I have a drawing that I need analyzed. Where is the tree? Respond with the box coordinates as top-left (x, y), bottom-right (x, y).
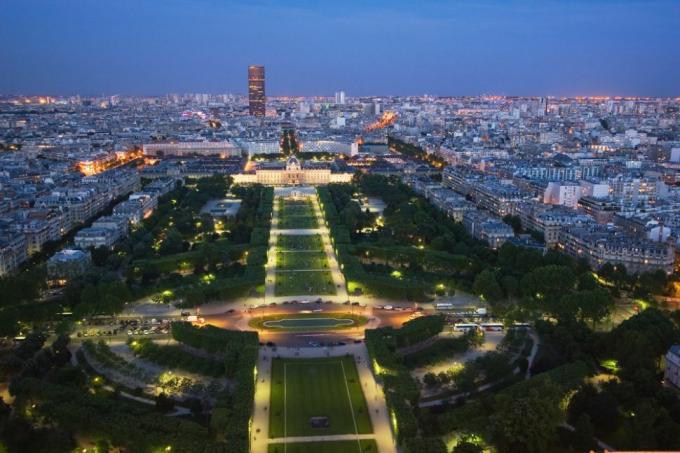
top-left (501, 275), bottom-right (519, 298)
top-left (423, 372), bottom-right (439, 388)
top-left (572, 414), bottom-right (595, 451)
top-left (155, 393), bottom-right (175, 412)
top-left (568, 384), bottom-right (620, 433)
top-left (561, 288), bottom-right (613, 324)
top-left (159, 228), bottom-right (184, 256)
top-left (453, 364), bottom-right (481, 394)
top-left (90, 246), bottom-right (110, 267)
top-left (502, 215), bottom-right (522, 234)
top-left (453, 441), bottom-right (483, 453)
top-left (490, 379), bottom-right (563, 453)
top-left (473, 269), bottom-right (503, 302)
top-left (476, 352), bottom-right (513, 381)
top-left (403, 437), bottom-right (447, 453)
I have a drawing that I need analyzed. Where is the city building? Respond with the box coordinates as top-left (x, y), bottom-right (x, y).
top-left (248, 65), bottom-right (266, 116)
top-left (74, 227), bottom-right (119, 249)
top-left (543, 182), bottom-right (582, 209)
top-left (557, 225), bottom-right (675, 274)
top-left (46, 248), bottom-right (92, 285)
top-left (463, 211), bottom-right (515, 249)
top-left (142, 141), bottom-right (242, 158)
top-left (233, 155), bottom-right (353, 186)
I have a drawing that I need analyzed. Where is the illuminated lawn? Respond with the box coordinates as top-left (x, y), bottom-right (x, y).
top-left (276, 251), bottom-right (328, 270)
top-left (278, 215), bottom-right (318, 229)
top-left (248, 312), bottom-right (368, 331)
top-left (275, 271), bottom-right (337, 296)
top-left (280, 201), bottom-right (315, 217)
top-left (269, 356), bottom-right (373, 438)
top-left (276, 234), bottom-right (324, 251)
top-left (267, 440), bottom-right (378, 453)
top-left (278, 200), bottom-right (318, 229)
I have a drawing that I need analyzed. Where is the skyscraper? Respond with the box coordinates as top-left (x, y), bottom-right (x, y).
top-left (335, 90), bottom-right (346, 105)
top-left (248, 65), bottom-right (265, 116)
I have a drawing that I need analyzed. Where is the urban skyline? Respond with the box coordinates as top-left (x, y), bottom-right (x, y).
top-left (4, 2), bottom-right (680, 453)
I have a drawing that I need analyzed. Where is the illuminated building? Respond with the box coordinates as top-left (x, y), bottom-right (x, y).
top-left (142, 141), bottom-right (242, 158)
top-left (557, 225), bottom-right (675, 274)
top-left (46, 249), bottom-right (91, 286)
top-left (233, 155), bottom-right (353, 186)
top-left (248, 65), bottom-right (266, 117)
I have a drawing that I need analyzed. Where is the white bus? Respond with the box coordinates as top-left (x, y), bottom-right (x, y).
top-left (454, 323), bottom-right (479, 332)
top-left (480, 322), bottom-right (504, 332)
top-left (510, 322), bottom-right (531, 330)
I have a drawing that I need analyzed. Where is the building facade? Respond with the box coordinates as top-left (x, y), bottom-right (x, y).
top-left (233, 156), bottom-right (353, 186)
top-left (248, 65), bottom-right (265, 117)
top-left (557, 225), bottom-right (675, 274)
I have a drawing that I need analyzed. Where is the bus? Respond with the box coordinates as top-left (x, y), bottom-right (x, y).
top-left (480, 322), bottom-right (504, 332)
top-left (510, 322), bottom-right (531, 330)
top-left (454, 323), bottom-right (479, 332)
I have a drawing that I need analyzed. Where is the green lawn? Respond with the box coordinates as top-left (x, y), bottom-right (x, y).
top-left (278, 215), bottom-right (319, 229)
top-left (281, 204), bottom-right (315, 217)
top-left (279, 200), bottom-right (314, 215)
top-left (276, 234), bottom-right (324, 251)
top-left (269, 356), bottom-right (373, 438)
top-left (248, 312), bottom-right (368, 331)
top-left (268, 440), bottom-right (378, 453)
top-left (277, 199), bottom-right (318, 229)
top-left (275, 271), bottom-right (337, 296)
top-left (276, 251), bottom-right (328, 270)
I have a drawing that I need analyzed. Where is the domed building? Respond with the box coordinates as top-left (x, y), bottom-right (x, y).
top-left (233, 155), bottom-right (353, 186)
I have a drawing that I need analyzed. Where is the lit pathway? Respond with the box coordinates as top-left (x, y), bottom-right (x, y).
top-left (269, 434), bottom-right (376, 443)
top-left (251, 348), bottom-right (273, 453)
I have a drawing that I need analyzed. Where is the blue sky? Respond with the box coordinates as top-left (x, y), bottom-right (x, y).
top-left (1, 0), bottom-right (679, 96)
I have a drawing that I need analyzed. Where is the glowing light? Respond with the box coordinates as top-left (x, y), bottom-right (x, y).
top-left (366, 111), bottom-right (398, 132)
top-left (601, 359), bottom-right (620, 373)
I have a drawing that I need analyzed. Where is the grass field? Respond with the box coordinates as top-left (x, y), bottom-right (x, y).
top-left (276, 235), bottom-right (324, 251)
top-left (278, 215), bottom-right (319, 229)
top-left (267, 440), bottom-right (378, 453)
top-left (276, 251), bottom-right (328, 270)
top-left (248, 312), bottom-right (368, 331)
top-left (269, 356), bottom-right (373, 438)
top-left (278, 199), bottom-right (319, 229)
top-left (275, 271), bottom-right (337, 296)
top-left (280, 203), bottom-right (315, 217)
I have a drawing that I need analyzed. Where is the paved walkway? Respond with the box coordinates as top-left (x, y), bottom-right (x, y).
top-left (252, 349), bottom-right (273, 453)
top-left (269, 434), bottom-right (376, 443)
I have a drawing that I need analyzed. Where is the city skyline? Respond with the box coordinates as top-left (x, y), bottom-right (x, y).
top-left (1, 0), bottom-right (680, 97)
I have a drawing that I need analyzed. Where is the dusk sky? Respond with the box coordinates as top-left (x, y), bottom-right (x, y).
top-left (1, 0), bottom-right (679, 97)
